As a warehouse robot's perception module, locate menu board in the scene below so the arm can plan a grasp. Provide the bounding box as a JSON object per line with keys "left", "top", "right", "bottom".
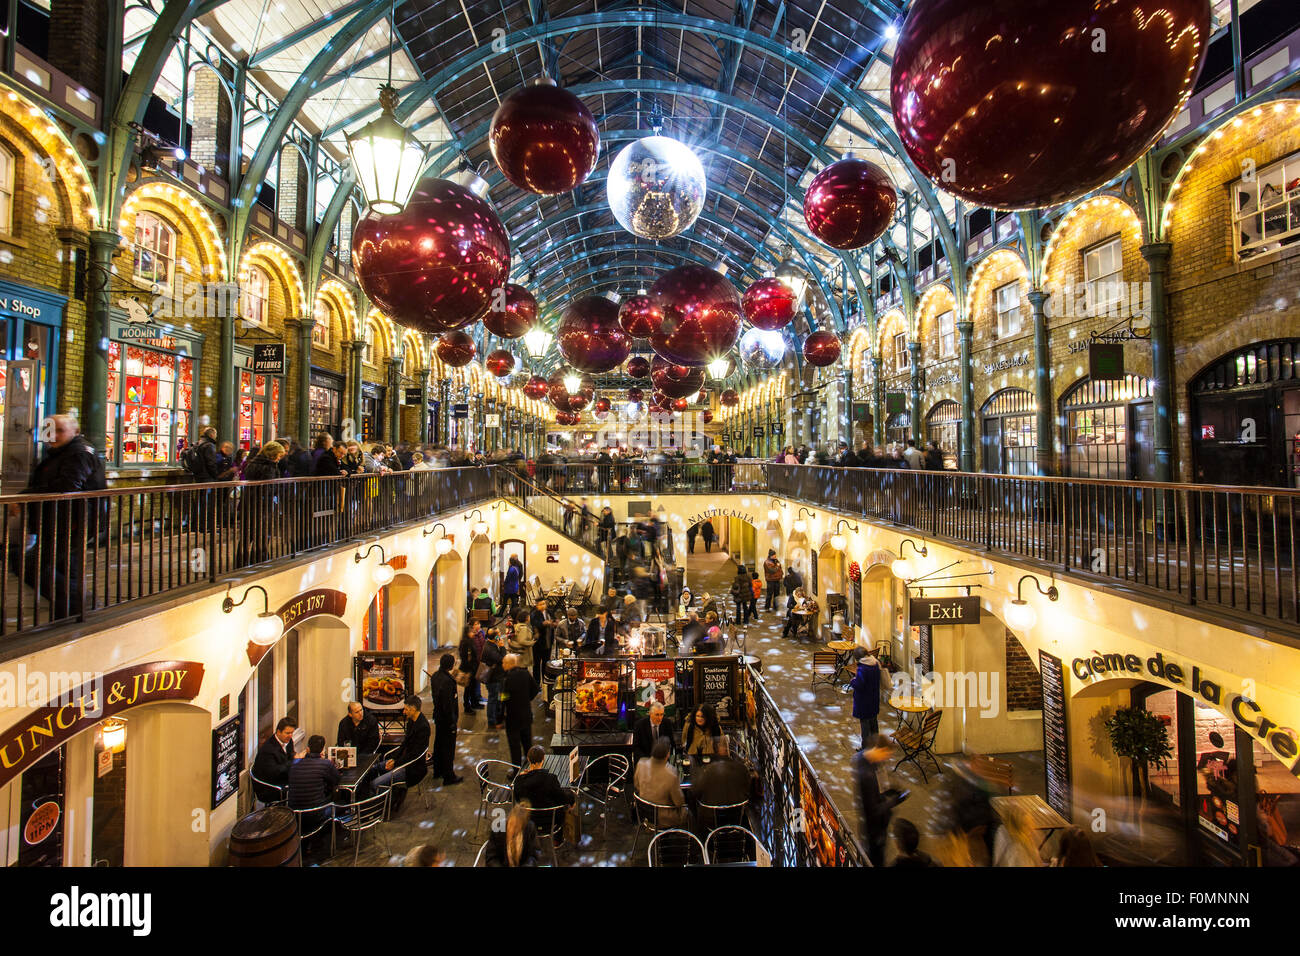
{"left": 633, "top": 660, "right": 677, "bottom": 718}
{"left": 1039, "top": 650, "right": 1071, "bottom": 819}
{"left": 211, "top": 715, "right": 243, "bottom": 810}
{"left": 810, "top": 551, "right": 819, "bottom": 598}
{"left": 695, "top": 658, "right": 739, "bottom": 723}
{"left": 917, "top": 624, "right": 933, "bottom": 674}
{"left": 354, "top": 651, "right": 415, "bottom": 714}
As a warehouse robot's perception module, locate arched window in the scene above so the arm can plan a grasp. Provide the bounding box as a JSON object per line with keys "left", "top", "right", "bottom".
{"left": 0, "top": 144, "right": 14, "bottom": 234}
{"left": 312, "top": 300, "right": 331, "bottom": 349}
{"left": 925, "top": 400, "right": 961, "bottom": 469}
{"left": 980, "top": 387, "right": 1036, "bottom": 474}
{"left": 363, "top": 322, "right": 378, "bottom": 366}
{"left": 133, "top": 212, "right": 176, "bottom": 292}
{"left": 240, "top": 265, "right": 270, "bottom": 326}
{"left": 1062, "top": 374, "right": 1154, "bottom": 481}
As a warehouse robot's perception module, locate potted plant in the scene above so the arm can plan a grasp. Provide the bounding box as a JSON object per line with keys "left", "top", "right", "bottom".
{"left": 1104, "top": 706, "right": 1174, "bottom": 798}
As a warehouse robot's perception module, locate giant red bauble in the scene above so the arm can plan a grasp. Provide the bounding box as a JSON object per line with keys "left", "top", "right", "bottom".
{"left": 523, "top": 374, "right": 549, "bottom": 399}
{"left": 557, "top": 294, "right": 630, "bottom": 373}
{"left": 890, "top": 0, "right": 1210, "bottom": 210}
{"left": 436, "top": 330, "right": 477, "bottom": 367}
{"left": 802, "top": 158, "right": 897, "bottom": 250}
{"left": 649, "top": 264, "right": 742, "bottom": 367}
{"left": 672, "top": 397, "right": 689, "bottom": 411}
{"left": 702, "top": 410, "right": 714, "bottom": 424}
{"left": 626, "top": 387, "right": 644, "bottom": 403}
{"left": 625, "top": 355, "right": 651, "bottom": 379}
{"left": 650, "top": 355, "right": 705, "bottom": 399}
{"left": 484, "top": 283, "right": 537, "bottom": 339}
{"left": 593, "top": 397, "right": 612, "bottom": 414}
{"left": 742, "top": 277, "right": 800, "bottom": 331}
{"left": 352, "top": 173, "right": 511, "bottom": 333}
{"left": 719, "top": 388, "right": 739, "bottom": 407}
{"left": 489, "top": 79, "right": 600, "bottom": 195}
{"left": 555, "top": 410, "right": 581, "bottom": 426}
{"left": 485, "top": 349, "right": 516, "bottom": 377}
{"left": 802, "top": 330, "right": 842, "bottom": 367}
{"left": 618, "top": 294, "right": 663, "bottom": 339}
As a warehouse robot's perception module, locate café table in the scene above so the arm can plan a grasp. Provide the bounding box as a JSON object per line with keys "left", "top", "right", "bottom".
{"left": 542, "top": 752, "right": 588, "bottom": 789}
{"left": 990, "top": 794, "right": 1070, "bottom": 850}
{"left": 827, "top": 640, "right": 858, "bottom": 686}
{"left": 888, "top": 695, "right": 932, "bottom": 734}
{"left": 335, "top": 750, "right": 381, "bottom": 802}
{"left": 789, "top": 607, "right": 816, "bottom": 641}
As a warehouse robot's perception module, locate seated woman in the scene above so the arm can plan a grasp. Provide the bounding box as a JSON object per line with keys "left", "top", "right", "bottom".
{"left": 681, "top": 703, "right": 723, "bottom": 768}
{"left": 484, "top": 803, "right": 542, "bottom": 867}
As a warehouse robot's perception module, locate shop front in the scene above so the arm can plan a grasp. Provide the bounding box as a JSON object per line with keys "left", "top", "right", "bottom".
{"left": 0, "top": 279, "right": 64, "bottom": 491}
{"left": 925, "top": 400, "right": 961, "bottom": 469}
{"left": 980, "top": 387, "right": 1036, "bottom": 474}
{"left": 105, "top": 312, "right": 203, "bottom": 468}
{"left": 1060, "top": 374, "right": 1154, "bottom": 481}
{"left": 234, "top": 345, "right": 285, "bottom": 451}
{"left": 309, "top": 368, "right": 345, "bottom": 440}
{"left": 361, "top": 382, "right": 385, "bottom": 443}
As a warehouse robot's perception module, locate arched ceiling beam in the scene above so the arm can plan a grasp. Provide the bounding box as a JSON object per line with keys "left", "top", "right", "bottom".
{"left": 527, "top": 235, "right": 766, "bottom": 297}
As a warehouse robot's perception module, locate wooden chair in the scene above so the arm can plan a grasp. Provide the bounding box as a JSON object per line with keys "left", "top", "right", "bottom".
{"left": 471, "top": 608, "right": 492, "bottom": 623}
{"left": 971, "top": 753, "right": 1016, "bottom": 794}
{"left": 894, "top": 709, "right": 945, "bottom": 783}
{"left": 811, "top": 651, "right": 839, "bottom": 689}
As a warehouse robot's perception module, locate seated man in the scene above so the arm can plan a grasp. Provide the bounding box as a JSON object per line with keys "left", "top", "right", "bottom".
{"left": 512, "top": 745, "right": 575, "bottom": 836}
{"left": 634, "top": 737, "right": 688, "bottom": 828}
{"left": 287, "top": 734, "right": 340, "bottom": 836}
{"left": 692, "top": 736, "right": 751, "bottom": 828}
{"left": 633, "top": 702, "right": 678, "bottom": 762}
{"left": 336, "top": 701, "right": 380, "bottom": 753}
{"left": 371, "top": 695, "right": 430, "bottom": 810}
{"left": 620, "top": 593, "right": 643, "bottom": 626}
{"left": 582, "top": 609, "right": 616, "bottom": 656}
{"left": 252, "top": 717, "right": 301, "bottom": 803}
{"left": 552, "top": 606, "right": 584, "bottom": 652}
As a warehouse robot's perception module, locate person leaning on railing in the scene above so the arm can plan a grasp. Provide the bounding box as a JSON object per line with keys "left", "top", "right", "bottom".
{"left": 236, "top": 441, "right": 285, "bottom": 565}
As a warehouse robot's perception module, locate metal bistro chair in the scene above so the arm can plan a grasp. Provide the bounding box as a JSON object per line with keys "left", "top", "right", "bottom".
{"left": 250, "top": 772, "right": 287, "bottom": 807}
{"left": 472, "top": 841, "right": 490, "bottom": 867}
{"left": 292, "top": 803, "right": 337, "bottom": 862}
{"left": 575, "top": 753, "right": 630, "bottom": 838}
{"left": 335, "top": 789, "right": 391, "bottom": 865}
{"left": 631, "top": 794, "right": 686, "bottom": 860}
{"left": 380, "top": 748, "right": 434, "bottom": 813}
{"left": 647, "top": 828, "right": 708, "bottom": 867}
{"left": 705, "top": 825, "right": 765, "bottom": 864}
{"left": 894, "top": 709, "right": 945, "bottom": 783}
{"left": 475, "top": 759, "right": 519, "bottom": 841}
{"left": 811, "top": 651, "right": 840, "bottom": 690}
{"left": 696, "top": 798, "right": 749, "bottom": 835}
{"left": 526, "top": 804, "right": 568, "bottom": 867}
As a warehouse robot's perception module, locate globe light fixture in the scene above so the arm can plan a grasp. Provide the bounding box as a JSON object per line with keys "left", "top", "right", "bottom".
{"left": 423, "top": 522, "right": 453, "bottom": 555}
{"left": 1005, "top": 574, "right": 1059, "bottom": 633}
{"left": 345, "top": 83, "right": 428, "bottom": 215}
{"left": 891, "top": 538, "right": 928, "bottom": 580}
{"left": 221, "top": 583, "right": 285, "bottom": 647}
{"left": 829, "top": 519, "right": 858, "bottom": 552}
{"left": 523, "top": 324, "right": 554, "bottom": 358}
{"left": 792, "top": 507, "right": 814, "bottom": 535}
{"left": 355, "top": 543, "right": 396, "bottom": 586}
{"left": 467, "top": 509, "right": 490, "bottom": 537}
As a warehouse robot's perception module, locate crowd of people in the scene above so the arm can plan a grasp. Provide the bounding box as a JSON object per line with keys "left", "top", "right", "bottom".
{"left": 774, "top": 437, "right": 948, "bottom": 470}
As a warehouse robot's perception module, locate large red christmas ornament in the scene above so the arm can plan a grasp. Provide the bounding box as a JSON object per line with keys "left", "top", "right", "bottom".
{"left": 890, "top": 0, "right": 1209, "bottom": 210}
{"left": 649, "top": 264, "right": 743, "bottom": 367}
{"left": 547, "top": 368, "right": 594, "bottom": 412}
{"left": 625, "top": 355, "right": 651, "bottom": 379}
{"left": 555, "top": 410, "right": 581, "bottom": 426}
{"left": 557, "top": 294, "right": 630, "bottom": 373}
{"left": 593, "top": 397, "right": 612, "bottom": 414}
{"left": 650, "top": 355, "right": 706, "bottom": 399}
{"left": 436, "top": 330, "right": 477, "bottom": 367}
{"left": 523, "top": 374, "right": 549, "bottom": 400}
{"left": 742, "top": 277, "right": 800, "bottom": 331}
{"left": 802, "top": 330, "right": 842, "bottom": 367}
{"left": 672, "top": 397, "right": 689, "bottom": 412}
{"left": 352, "top": 172, "right": 511, "bottom": 333}
{"left": 701, "top": 410, "right": 714, "bottom": 424}
{"left": 651, "top": 389, "right": 671, "bottom": 408}
{"left": 489, "top": 78, "right": 600, "bottom": 195}
{"left": 627, "top": 387, "right": 644, "bottom": 403}
{"left": 485, "top": 349, "right": 516, "bottom": 377}
{"left": 618, "top": 294, "right": 663, "bottom": 339}
{"left": 802, "top": 158, "right": 897, "bottom": 250}
{"left": 484, "top": 283, "right": 537, "bottom": 339}
{"left": 719, "top": 388, "right": 739, "bottom": 408}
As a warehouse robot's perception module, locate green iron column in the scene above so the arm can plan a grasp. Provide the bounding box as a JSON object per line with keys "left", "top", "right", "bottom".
{"left": 908, "top": 341, "right": 922, "bottom": 444}
{"left": 1142, "top": 242, "right": 1175, "bottom": 483}
{"left": 386, "top": 357, "right": 402, "bottom": 443}
{"left": 957, "top": 318, "right": 975, "bottom": 472}
{"left": 1028, "top": 289, "right": 1053, "bottom": 476}
{"left": 417, "top": 366, "right": 431, "bottom": 444}
{"left": 81, "top": 230, "right": 120, "bottom": 455}
{"left": 871, "top": 355, "right": 884, "bottom": 448}
{"left": 293, "top": 315, "right": 315, "bottom": 446}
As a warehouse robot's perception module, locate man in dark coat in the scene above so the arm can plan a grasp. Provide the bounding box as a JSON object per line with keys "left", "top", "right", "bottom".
{"left": 337, "top": 701, "right": 380, "bottom": 753}
{"left": 372, "top": 696, "right": 430, "bottom": 808}
{"left": 252, "top": 717, "right": 300, "bottom": 803}
{"left": 501, "top": 654, "right": 540, "bottom": 768}
{"left": 782, "top": 563, "right": 803, "bottom": 597}
{"left": 848, "top": 647, "right": 883, "bottom": 750}
{"left": 428, "top": 653, "right": 464, "bottom": 785}
{"left": 632, "top": 702, "right": 678, "bottom": 762}
{"left": 512, "top": 745, "right": 574, "bottom": 834}
{"left": 693, "top": 737, "right": 752, "bottom": 827}
{"left": 853, "top": 735, "right": 908, "bottom": 867}
{"left": 287, "top": 735, "right": 340, "bottom": 835}
{"left": 582, "top": 609, "right": 616, "bottom": 656}
{"left": 699, "top": 518, "right": 716, "bottom": 553}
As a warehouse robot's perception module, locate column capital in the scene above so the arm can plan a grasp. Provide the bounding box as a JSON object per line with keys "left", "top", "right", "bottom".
{"left": 287, "top": 314, "right": 317, "bottom": 332}
{"left": 1139, "top": 241, "right": 1173, "bottom": 268}
{"left": 88, "top": 228, "right": 122, "bottom": 249}
{"left": 1027, "top": 289, "right": 1050, "bottom": 310}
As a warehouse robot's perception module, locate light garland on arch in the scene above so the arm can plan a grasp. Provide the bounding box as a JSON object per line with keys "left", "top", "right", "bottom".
{"left": 1041, "top": 195, "right": 1141, "bottom": 279}
{"left": 239, "top": 240, "right": 306, "bottom": 318}
{"left": 4, "top": 85, "right": 98, "bottom": 230}
{"left": 965, "top": 248, "right": 1027, "bottom": 314}
{"left": 119, "top": 180, "right": 228, "bottom": 278}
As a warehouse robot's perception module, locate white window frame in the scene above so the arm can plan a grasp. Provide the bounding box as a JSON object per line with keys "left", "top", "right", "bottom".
{"left": 994, "top": 281, "right": 1021, "bottom": 338}
{"left": 133, "top": 212, "right": 175, "bottom": 293}
{"left": 363, "top": 322, "right": 377, "bottom": 367}
{"left": 1083, "top": 236, "right": 1124, "bottom": 317}
{"left": 937, "top": 310, "right": 956, "bottom": 358}
{"left": 1233, "top": 149, "right": 1300, "bottom": 261}
{"left": 312, "top": 301, "right": 331, "bottom": 350}
{"left": 240, "top": 265, "right": 270, "bottom": 327}
{"left": 0, "top": 144, "right": 13, "bottom": 234}
{"left": 893, "top": 331, "right": 911, "bottom": 372}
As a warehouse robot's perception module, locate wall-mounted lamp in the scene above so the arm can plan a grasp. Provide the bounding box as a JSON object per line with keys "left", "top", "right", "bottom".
{"left": 793, "top": 506, "right": 815, "bottom": 535}
{"left": 466, "top": 509, "right": 489, "bottom": 537}
{"left": 891, "top": 538, "right": 928, "bottom": 580}
{"left": 767, "top": 498, "right": 783, "bottom": 523}
{"left": 101, "top": 718, "right": 127, "bottom": 753}
{"left": 829, "top": 519, "right": 859, "bottom": 552}
{"left": 221, "top": 583, "right": 284, "bottom": 646}
{"left": 355, "top": 543, "right": 396, "bottom": 586}
{"left": 423, "top": 522, "right": 452, "bottom": 555}
{"left": 1005, "top": 574, "right": 1059, "bottom": 631}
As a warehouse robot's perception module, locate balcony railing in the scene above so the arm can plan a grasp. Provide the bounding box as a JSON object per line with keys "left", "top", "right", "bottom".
{"left": 1, "top": 467, "right": 495, "bottom": 641}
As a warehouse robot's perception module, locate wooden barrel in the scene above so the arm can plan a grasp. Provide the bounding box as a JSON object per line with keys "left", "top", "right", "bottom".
{"left": 228, "top": 806, "right": 301, "bottom": 867}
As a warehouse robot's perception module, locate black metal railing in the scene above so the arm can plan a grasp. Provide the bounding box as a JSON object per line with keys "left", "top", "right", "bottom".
{"left": 1, "top": 467, "right": 495, "bottom": 639}
{"left": 528, "top": 460, "right": 764, "bottom": 496}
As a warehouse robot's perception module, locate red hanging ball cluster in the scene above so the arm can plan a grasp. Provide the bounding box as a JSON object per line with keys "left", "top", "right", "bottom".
{"left": 593, "top": 396, "right": 612, "bottom": 415}
{"left": 625, "top": 355, "right": 651, "bottom": 379}
{"left": 489, "top": 79, "right": 600, "bottom": 195}
{"left": 523, "top": 375, "right": 549, "bottom": 400}
{"left": 626, "top": 387, "right": 644, "bottom": 403}
{"left": 618, "top": 294, "right": 663, "bottom": 339}
{"left": 547, "top": 368, "right": 594, "bottom": 412}
{"left": 555, "top": 410, "right": 581, "bottom": 426}
{"left": 802, "top": 158, "right": 897, "bottom": 250}
{"left": 436, "top": 330, "right": 477, "bottom": 368}
{"left": 802, "top": 330, "right": 842, "bottom": 368}
{"left": 742, "top": 277, "right": 799, "bottom": 331}
{"left": 485, "top": 349, "right": 516, "bottom": 378}
{"left": 557, "top": 294, "right": 631, "bottom": 373}
{"left": 701, "top": 410, "right": 714, "bottom": 424}
{"left": 483, "top": 283, "right": 537, "bottom": 339}
{"left": 719, "top": 388, "right": 739, "bottom": 408}
{"left": 649, "top": 264, "right": 743, "bottom": 368}
{"left": 650, "top": 355, "right": 705, "bottom": 399}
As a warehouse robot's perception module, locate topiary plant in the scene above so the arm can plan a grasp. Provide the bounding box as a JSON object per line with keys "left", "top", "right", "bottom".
{"left": 1105, "top": 706, "right": 1174, "bottom": 798}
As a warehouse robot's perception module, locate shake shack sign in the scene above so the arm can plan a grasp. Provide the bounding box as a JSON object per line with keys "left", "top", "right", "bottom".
{"left": 909, "top": 596, "right": 981, "bottom": 625}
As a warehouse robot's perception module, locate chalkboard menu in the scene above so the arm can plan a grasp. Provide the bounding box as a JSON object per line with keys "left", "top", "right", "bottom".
{"left": 695, "top": 658, "right": 739, "bottom": 723}
{"left": 1039, "top": 650, "right": 1071, "bottom": 819}
{"left": 917, "top": 625, "right": 932, "bottom": 673}
{"left": 850, "top": 574, "right": 862, "bottom": 632}
{"left": 211, "top": 715, "right": 243, "bottom": 810}
{"left": 810, "top": 551, "right": 818, "bottom": 598}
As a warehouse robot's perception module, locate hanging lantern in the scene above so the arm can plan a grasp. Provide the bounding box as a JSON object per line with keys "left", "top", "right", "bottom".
{"left": 619, "top": 293, "right": 663, "bottom": 339}
{"left": 100, "top": 719, "right": 127, "bottom": 753}
{"left": 707, "top": 355, "right": 735, "bottom": 380}
{"left": 489, "top": 78, "right": 600, "bottom": 194}
{"left": 890, "top": 0, "right": 1209, "bottom": 209}
{"left": 352, "top": 170, "right": 511, "bottom": 333}
{"left": 803, "top": 157, "right": 897, "bottom": 250}
{"left": 802, "top": 330, "right": 842, "bottom": 367}
{"left": 523, "top": 324, "right": 554, "bottom": 358}
{"left": 743, "top": 276, "right": 799, "bottom": 331}
{"left": 557, "top": 293, "right": 631, "bottom": 373}
{"left": 436, "top": 330, "right": 477, "bottom": 367}
{"left": 649, "top": 264, "right": 742, "bottom": 367}
{"left": 719, "top": 388, "right": 740, "bottom": 408}
{"left": 625, "top": 355, "right": 651, "bottom": 379}
{"left": 650, "top": 355, "right": 706, "bottom": 399}
{"left": 607, "top": 135, "right": 707, "bottom": 239}
{"left": 345, "top": 84, "right": 428, "bottom": 215}
{"left": 523, "top": 374, "right": 549, "bottom": 399}
{"left": 485, "top": 349, "right": 516, "bottom": 377}
{"left": 484, "top": 283, "right": 538, "bottom": 339}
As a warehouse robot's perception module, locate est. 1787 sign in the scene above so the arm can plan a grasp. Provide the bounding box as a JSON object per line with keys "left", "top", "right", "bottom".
{"left": 908, "top": 596, "right": 981, "bottom": 626}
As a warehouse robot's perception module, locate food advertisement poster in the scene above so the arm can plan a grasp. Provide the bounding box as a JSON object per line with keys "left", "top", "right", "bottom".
{"left": 634, "top": 660, "right": 677, "bottom": 718}
{"left": 694, "top": 658, "right": 738, "bottom": 723}
{"left": 576, "top": 660, "right": 622, "bottom": 715}
{"left": 354, "top": 651, "right": 414, "bottom": 713}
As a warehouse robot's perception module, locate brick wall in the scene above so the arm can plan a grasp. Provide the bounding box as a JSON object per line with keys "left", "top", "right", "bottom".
{"left": 1004, "top": 628, "right": 1043, "bottom": 712}
{"left": 47, "top": 0, "right": 106, "bottom": 100}
{"left": 189, "top": 68, "right": 232, "bottom": 179}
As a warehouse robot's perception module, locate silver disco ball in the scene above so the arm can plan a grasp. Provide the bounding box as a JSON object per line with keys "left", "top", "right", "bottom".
{"left": 739, "top": 326, "right": 787, "bottom": 369}
{"left": 606, "top": 135, "right": 707, "bottom": 239}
